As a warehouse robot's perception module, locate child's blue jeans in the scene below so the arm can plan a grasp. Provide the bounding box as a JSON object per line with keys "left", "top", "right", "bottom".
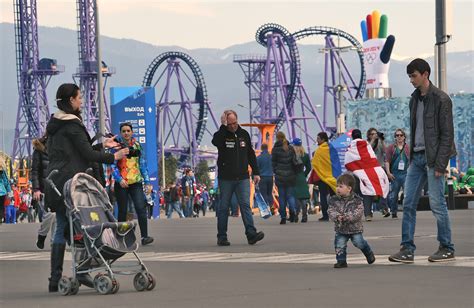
{"left": 335, "top": 232, "right": 372, "bottom": 262}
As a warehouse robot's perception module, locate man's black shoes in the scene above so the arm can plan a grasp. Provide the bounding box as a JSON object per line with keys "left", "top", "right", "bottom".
{"left": 217, "top": 239, "right": 231, "bottom": 246}
{"left": 247, "top": 231, "right": 265, "bottom": 245}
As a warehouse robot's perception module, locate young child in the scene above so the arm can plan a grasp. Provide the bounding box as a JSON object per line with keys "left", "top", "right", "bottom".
{"left": 328, "top": 173, "right": 376, "bottom": 268}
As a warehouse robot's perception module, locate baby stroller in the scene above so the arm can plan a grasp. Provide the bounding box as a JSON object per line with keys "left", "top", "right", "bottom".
{"left": 49, "top": 171, "right": 156, "bottom": 295}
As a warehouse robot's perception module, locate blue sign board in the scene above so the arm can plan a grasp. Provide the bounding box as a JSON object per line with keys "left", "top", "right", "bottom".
{"left": 110, "top": 87, "right": 159, "bottom": 217}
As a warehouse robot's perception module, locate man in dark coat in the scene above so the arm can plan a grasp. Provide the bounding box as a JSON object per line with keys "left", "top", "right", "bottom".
{"left": 389, "top": 59, "right": 456, "bottom": 264}
{"left": 212, "top": 110, "right": 264, "bottom": 246}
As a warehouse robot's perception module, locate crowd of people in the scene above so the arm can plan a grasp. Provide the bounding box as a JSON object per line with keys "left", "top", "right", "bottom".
{"left": 0, "top": 58, "right": 468, "bottom": 293}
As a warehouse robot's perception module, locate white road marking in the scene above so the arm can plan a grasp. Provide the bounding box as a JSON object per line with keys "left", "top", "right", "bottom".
{"left": 0, "top": 251, "right": 472, "bottom": 267}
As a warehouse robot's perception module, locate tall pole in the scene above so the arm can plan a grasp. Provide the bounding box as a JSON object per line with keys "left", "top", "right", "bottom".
{"left": 161, "top": 106, "right": 166, "bottom": 188}
{"left": 436, "top": 0, "right": 454, "bottom": 209}
{"left": 435, "top": 0, "right": 450, "bottom": 92}
{"left": 95, "top": 0, "right": 105, "bottom": 138}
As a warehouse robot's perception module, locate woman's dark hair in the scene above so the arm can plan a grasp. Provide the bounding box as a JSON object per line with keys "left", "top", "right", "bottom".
{"left": 366, "top": 128, "right": 377, "bottom": 140}
{"left": 56, "top": 83, "right": 81, "bottom": 120}
{"left": 406, "top": 58, "right": 431, "bottom": 78}
{"left": 120, "top": 122, "right": 133, "bottom": 131}
{"left": 317, "top": 132, "right": 329, "bottom": 143}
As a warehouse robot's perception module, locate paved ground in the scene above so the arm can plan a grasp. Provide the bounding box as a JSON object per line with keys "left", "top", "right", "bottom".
{"left": 0, "top": 210, "right": 473, "bottom": 307}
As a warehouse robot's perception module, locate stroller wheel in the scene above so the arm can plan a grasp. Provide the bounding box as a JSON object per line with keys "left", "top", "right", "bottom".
{"left": 145, "top": 272, "right": 156, "bottom": 291}
{"left": 69, "top": 278, "right": 80, "bottom": 295}
{"left": 111, "top": 279, "right": 120, "bottom": 294}
{"left": 58, "top": 277, "right": 72, "bottom": 296}
{"left": 133, "top": 272, "right": 150, "bottom": 292}
{"left": 94, "top": 275, "right": 113, "bottom": 295}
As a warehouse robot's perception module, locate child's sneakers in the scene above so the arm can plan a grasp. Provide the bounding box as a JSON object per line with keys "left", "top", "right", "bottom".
{"left": 366, "top": 251, "right": 376, "bottom": 264}
{"left": 334, "top": 261, "right": 348, "bottom": 268}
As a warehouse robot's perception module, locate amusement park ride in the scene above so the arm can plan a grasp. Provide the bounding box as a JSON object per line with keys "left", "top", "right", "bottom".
{"left": 12, "top": 0, "right": 113, "bottom": 160}
{"left": 234, "top": 23, "right": 365, "bottom": 154}
{"left": 11, "top": 1, "right": 395, "bottom": 177}
{"left": 12, "top": 0, "right": 64, "bottom": 159}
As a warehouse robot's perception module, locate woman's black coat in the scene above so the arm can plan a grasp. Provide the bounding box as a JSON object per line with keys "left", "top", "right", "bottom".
{"left": 45, "top": 111, "right": 114, "bottom": 213}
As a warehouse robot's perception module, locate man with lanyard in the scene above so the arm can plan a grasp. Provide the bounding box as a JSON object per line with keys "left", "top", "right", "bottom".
{"left": 111, "top": 122, "right": 154, "bottom": 246}
{"left": 385, "top": 128, "right": 410, "bottom": 218}
{"left": 181, "top": 169, "right": 196, "bottom": 217}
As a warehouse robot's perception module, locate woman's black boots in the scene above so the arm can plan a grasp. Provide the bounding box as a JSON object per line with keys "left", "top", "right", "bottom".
{"left": 49, "top": 243, "right": 66, "bottom": 292}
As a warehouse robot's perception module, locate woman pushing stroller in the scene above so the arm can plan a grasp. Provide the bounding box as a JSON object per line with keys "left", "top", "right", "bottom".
{"left": 45, "top": 83, "right": 129, "bottom": 293}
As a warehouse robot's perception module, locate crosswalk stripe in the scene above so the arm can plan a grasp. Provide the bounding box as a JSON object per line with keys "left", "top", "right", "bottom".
{"left": 0, "top": 251, "right": 472, "bottom": 267}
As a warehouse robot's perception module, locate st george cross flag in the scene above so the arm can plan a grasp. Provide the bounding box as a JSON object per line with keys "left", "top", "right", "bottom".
{"left": 344, "top": 139, "right": 389, "bottom": 198}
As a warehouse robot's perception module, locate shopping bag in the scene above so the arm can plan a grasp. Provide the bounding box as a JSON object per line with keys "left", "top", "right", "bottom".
{"left": 254, "top": 190, "right": 272, "bottom": 219}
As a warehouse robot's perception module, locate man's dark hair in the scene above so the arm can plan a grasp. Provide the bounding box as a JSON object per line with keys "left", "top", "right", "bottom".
{"left": 120, "top": 122, "right": 133, "bottom": 131}
{"left": 407, "top": 58, "right": 431, "bottom": 78}
{"left": 337, "top": 173, "right": 356, "bottom": 191}
{"left": 351, "top": 129, "right": 362, "bottom": 140}
{"left": 317, "top": 132, "right": 329, "bottom": 143}
{"left": 261, "top": 143, "right": 268, "bottom": 151}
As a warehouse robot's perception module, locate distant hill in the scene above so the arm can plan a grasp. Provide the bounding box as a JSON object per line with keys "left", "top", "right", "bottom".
{"left": 1, "top": 22, "right": 473, "bottom": 153}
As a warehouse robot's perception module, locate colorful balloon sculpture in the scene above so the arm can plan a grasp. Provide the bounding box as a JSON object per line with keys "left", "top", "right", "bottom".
{"left": 360, "top": 10, "right": 395, "bottom": 91}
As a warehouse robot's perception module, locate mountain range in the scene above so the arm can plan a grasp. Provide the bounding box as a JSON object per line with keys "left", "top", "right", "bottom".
{"left": 0, "top": 23, "right": 473, "bottom": 153}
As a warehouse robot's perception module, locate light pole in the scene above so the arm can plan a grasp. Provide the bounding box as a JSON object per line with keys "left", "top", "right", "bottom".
{"left": 160, "top": 105, "right": 166, "bottom": 189}
{"left": 95, "top": 0, "right": 105, "bottom": 140}
{"left": 190, "top": 117, "right": 208, "bottom": 170}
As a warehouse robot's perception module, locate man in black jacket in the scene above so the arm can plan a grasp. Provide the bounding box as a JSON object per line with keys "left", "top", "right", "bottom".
{"left": 389, "top": 59, "right": 456, "bottom": 264}
{"left": 212, "top": 110, "right": 264, "bottom": 246}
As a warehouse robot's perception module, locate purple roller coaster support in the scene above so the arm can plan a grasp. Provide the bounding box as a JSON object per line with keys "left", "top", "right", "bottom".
{"left": 143, "top": 52, "right": 218, "bottom": 169}
{"left": 12, "top": 0, "right": 63, "bottom": 158}
{"left": 236, "top": 28, "right": 324, "bottom": 154}
{"left": 74, "top": 0, "right": 114, "bottom": 134}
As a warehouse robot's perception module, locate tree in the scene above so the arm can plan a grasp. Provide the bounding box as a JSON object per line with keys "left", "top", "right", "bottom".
{"left": 194, "top": 159, "right": 211, "bottom": 188}
{"left": 158, "top": 155, "right": 178, "bottom": 187}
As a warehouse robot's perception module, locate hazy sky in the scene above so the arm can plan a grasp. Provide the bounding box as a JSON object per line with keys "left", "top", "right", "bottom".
{"left": 1, "top": 0, "right": 472, "bottom": 58}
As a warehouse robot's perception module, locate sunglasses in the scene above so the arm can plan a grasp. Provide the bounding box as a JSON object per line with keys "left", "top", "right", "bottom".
{"left": 395, "top": 134, "right": 404, "bottom": 137}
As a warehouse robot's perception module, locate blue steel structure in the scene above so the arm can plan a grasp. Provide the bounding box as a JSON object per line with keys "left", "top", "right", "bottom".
{"left": 12, "top": 0, "right": 64, "bottom": 158}
{"left": 73, "top": 0, "right": 115, "bottom": 134}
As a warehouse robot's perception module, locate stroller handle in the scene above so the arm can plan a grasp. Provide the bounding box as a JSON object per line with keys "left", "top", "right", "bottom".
{"left": 46, "top": 169, "right": 62, "bottom": 197}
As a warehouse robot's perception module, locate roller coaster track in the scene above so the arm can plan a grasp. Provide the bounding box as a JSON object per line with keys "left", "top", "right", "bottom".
{"left": 291, "top": 26, "right": 366, "bottom": 99}
{"left": 255, "top": 23, "right": 365, "bottom": 133}
{"left": 255, "top": 23, "right": 300, "bottom": 132}
{"left": 142, "top": 51, "right": 209, "bottom": 149}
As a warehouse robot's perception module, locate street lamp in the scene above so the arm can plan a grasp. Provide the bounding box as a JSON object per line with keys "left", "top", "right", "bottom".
{"left": 190, "top": 117, "right": 208, "bottom": 170}
{"left": 159, "top": 103, "right": 167, "bottom": 190}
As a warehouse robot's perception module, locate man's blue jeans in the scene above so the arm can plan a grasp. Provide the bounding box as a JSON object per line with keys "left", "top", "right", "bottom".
{"left": 401, "top": 152, "right": 454, "bottom": 253}
{"left": 167, "top": 201, "right": 185, "bottom": 218}
{"left": 184, "top": 197, "right": 194, "bottom": 217}
{"left": 335, "top": 232, "right": 372, "bottom": 262}
{"left": 276, "top": 184, "right": 296, "bottom": 219}
{"left": 217, "top": 179, "right": 257, "bottom": 240}
{"left": 388, "top": 173, "right": 406, "bottom": 215}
